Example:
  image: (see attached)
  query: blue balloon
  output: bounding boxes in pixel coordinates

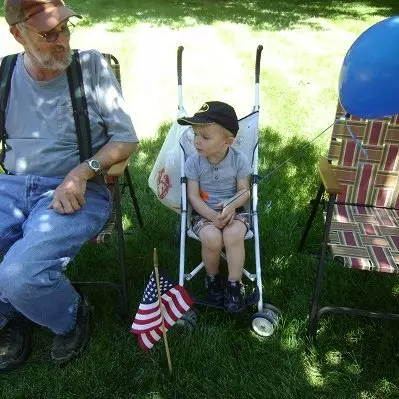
[339,16,399,119]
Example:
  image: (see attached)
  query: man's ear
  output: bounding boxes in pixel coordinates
[10,25,26,46]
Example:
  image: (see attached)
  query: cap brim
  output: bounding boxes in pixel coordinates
[27,6,82,31]
[177,116,215,126]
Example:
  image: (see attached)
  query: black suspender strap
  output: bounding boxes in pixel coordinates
[66,50,93,162]
[0,53,18,171]
[1,51,93,172]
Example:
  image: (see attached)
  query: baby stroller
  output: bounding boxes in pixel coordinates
[175,46,280,337]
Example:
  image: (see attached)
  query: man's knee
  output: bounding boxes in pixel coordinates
[0,259,64,302]
[0,261,30,302]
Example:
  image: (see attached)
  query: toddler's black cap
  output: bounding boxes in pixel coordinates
[177,101,239,136]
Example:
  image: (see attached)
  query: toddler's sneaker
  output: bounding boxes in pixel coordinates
[205,274,224,306]
[224,281,245,313]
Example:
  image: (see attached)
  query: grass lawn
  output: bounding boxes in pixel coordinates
[1,1,399,398]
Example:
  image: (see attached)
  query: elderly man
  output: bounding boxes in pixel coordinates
[0,0,139,371]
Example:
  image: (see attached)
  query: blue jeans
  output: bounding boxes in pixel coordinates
[0,175,112,334]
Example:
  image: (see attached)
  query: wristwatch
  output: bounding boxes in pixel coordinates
[85,159,104,175]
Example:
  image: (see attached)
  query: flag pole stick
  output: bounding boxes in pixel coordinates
[153,248,173,374]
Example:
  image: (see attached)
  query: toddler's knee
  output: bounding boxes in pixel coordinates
[201,233,223,250]
[223,229,244,247]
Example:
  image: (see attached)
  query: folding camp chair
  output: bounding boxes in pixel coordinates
[72,53,143,318]
[299,102,399,340]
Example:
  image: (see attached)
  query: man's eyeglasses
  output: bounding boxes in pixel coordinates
[23,22,75,43]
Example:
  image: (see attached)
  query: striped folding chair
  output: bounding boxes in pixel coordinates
[299,102,399,340]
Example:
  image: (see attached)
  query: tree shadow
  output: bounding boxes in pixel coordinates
[6,121,398,398]
[116,122,399,397]
[257,126,399,397]
[1,0,396,31]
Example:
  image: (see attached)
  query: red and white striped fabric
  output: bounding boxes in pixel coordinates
[131,271,193,350]
[325,104,399,272]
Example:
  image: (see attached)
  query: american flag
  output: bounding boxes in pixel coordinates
[131,271,193,351]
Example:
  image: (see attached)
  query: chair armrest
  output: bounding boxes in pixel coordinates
[318,158,342,195]
[106,158,130,176]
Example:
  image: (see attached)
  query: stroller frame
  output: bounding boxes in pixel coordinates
[175,46,279,335]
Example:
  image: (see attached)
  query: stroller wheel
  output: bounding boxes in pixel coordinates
[263,303,282,317]
[186,306,200,319]
[174,307,199,332]
[251,311,278,337]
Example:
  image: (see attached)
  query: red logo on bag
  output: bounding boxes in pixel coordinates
[157,168,172,199]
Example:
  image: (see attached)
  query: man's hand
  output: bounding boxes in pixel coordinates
[49,174,87,214]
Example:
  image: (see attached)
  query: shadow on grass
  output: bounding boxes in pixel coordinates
[77,0,399,31]
[120,123,398,397]
[1,0,396,31]
[2,123,398,398]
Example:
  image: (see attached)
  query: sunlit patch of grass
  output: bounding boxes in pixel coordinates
[346,360,362,376]
[134,151,152,169]
[141,394,165,399]
[345,326,366,345]
[280,321,303,352]
[303,355,325,388]
[325,350,343,365]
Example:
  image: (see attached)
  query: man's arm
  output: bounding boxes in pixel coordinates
[50,141,138,214]
[51,51,139,215]
[70,141,138,180]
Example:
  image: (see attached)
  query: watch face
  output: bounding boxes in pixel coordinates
[90,160,101,170]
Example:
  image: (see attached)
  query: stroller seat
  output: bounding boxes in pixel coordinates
[180,113,260,243]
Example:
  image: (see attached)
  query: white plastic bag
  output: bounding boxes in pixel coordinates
[148,114,190,213]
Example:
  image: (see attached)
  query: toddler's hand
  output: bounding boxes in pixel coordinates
[214,200,226,210]
[212,205,235,229]
[212,212,225,229]
[221,205,235,226]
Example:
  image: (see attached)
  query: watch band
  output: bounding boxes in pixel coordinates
[85,159,104,175]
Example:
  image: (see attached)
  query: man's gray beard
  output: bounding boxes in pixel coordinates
[27,47,73,71]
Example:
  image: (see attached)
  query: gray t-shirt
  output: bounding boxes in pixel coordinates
[1,50,138,177]
[185,146,252,209]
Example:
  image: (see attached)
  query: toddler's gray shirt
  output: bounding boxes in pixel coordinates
[185,147,252,209]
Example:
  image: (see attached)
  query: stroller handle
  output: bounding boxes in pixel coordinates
[177,46,184,86]
[255,45,263,84]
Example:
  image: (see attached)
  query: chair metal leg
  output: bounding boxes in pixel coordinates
[307,194,336,341]
[318,306,399,322]
[124,168,143,228]
[114,176,129,317]
[73,281,125,312]
[299,183,325,252]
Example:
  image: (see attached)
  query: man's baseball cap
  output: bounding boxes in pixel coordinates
[178,101,239,136]
[5,0,81,31]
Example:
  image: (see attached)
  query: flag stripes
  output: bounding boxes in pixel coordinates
[131,272,193,351]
